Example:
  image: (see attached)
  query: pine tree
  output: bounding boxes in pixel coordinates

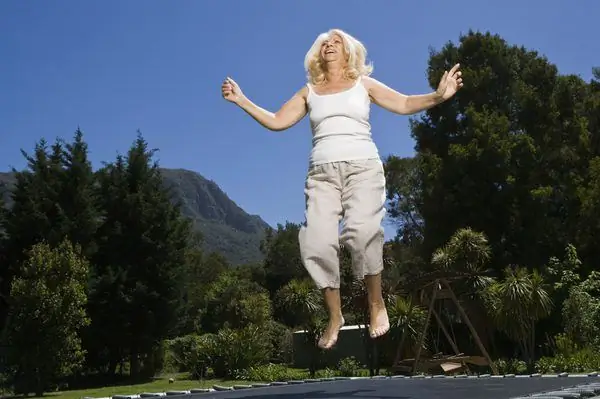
[59,129,101,258]
[4,139,63,265]
[4,130,98,262]
[1,129,99,330]
[1,139,61,330]
[89,132,192,377]
[0,195,7,319]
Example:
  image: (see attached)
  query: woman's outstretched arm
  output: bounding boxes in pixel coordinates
[222,77,308,131]
[363,63,463,115]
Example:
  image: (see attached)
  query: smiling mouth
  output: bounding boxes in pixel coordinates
[325,50,335,54]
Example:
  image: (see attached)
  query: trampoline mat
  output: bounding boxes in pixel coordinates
[183,376,600,399]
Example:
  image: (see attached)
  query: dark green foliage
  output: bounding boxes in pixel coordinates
[207,325,272,379]
[384,31,600,361]
[0,129,99,331]
[385,31,598,275]
[260,222,306,297]
[0,128,281,390]
[0,195,6,317]
[200,270,272,333]
[86,133,193,377]
[2,240,89,397]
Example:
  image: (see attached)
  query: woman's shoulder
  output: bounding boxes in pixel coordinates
[297,85,309,99]
[360,75,378,89]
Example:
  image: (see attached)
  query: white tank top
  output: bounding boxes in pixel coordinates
[306,77,380,166]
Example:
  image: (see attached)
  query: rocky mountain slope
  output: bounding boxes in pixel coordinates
[0,169,269,265]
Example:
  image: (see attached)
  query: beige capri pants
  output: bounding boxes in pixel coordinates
[298,158,386,289]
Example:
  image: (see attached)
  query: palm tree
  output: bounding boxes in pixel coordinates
[387,295,428,365]
[431,227,495,292]
[484,266,553,370]
[394,228,498,374]
[275,278,325,376]
[433,228,497,345]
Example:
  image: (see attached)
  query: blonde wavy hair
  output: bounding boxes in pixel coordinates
[304,28,373,85]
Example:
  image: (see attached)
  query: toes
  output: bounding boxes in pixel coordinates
[318,337,336,350]
[369,324,390,339]
[318,318,345,349]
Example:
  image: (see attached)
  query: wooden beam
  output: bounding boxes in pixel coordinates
[412,283,438,374]
[440,278,498,375]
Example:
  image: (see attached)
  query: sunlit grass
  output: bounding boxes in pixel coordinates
[16,375,261,399]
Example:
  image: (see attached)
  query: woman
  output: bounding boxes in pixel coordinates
[221,28,463,349]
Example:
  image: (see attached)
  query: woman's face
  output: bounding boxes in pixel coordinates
[320,33,346,66]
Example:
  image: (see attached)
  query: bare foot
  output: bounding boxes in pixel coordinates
[317,316,345,349]
[369,302,390,339]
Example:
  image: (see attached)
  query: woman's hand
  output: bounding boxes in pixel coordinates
[222,77,246,105]
[436,63,464,101]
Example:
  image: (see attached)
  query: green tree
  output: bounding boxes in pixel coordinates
[395,31,591,276]
[431,228,495,294]
[88,133,192,377]
[560,267,600,350]
[58,129,101,258]
[3,139,63,265]
[200,270,272,333]
[383,155,423,244]
[485,267,552,369]
[260,222,307,297]
[174,246,232,335]
[0,195,7,316]
[429,228,497,359]
[2,240,89,397]
[387,295,428,363]
[576,157,600,273]
[1,130,99,331]
[538,244,583,346]
[275,278,324,377]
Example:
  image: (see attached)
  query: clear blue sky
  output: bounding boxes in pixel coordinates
[1,0,598,239]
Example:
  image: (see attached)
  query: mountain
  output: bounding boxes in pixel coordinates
[0,168,270,265]
[160,168,270,264]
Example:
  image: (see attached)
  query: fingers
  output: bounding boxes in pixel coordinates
[455,68,463,88]
[221,82,232,92]
[226,76,238,88]
[446,63,464,89]
[221,76,235,98]
[448,63,460,76]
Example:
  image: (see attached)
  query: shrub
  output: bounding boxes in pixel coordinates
[554,333,579,357]
[207,325,272,378]
[315,368,338,378]
[535,347,600,373]
[265,321,294,364]
[165,334,213,378]
[338,356,362,377]
[235,364,307,382]
[493,358,527,375]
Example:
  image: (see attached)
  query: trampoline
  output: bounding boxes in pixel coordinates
[151,374,600,399]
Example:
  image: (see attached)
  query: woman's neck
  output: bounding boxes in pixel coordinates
[324,64,345,83]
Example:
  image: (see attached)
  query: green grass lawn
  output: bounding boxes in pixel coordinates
[37,377,261,399]
[4,367,382,399]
